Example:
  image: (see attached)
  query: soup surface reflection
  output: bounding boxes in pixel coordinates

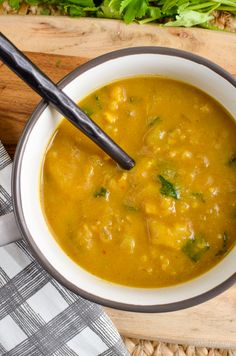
[41,77,236,287]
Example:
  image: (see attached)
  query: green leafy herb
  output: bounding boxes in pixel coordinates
[216,232,229,256]
[97,0,121,19]
[147,116,162,127]
[138,6,161,23]
[94,187,109,198]
[182,235,210,262]
[192,192,205,203]
[66,0,95,7]
[66,6,85,16]
[9,0,20,8]
[165,10,213,27]
[24,0,38,3]
[120,0,148,23]
[7,0,236,32]
[7,0,236,31]
[158,175,179,199]
[63,0,97,16]
[228,154,236,166]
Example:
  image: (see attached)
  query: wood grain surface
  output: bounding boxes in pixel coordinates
[0,16,236,75]
[106,284,236,349]
[0,18,235,349]
[0,52,87,156]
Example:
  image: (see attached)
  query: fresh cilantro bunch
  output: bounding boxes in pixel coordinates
[102,0,236,25]
[3,0,236,28]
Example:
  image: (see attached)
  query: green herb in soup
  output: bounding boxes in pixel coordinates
[94,187,109,198]
[182,235,210,262]
[158,175,179,200]
[41,76,236,288]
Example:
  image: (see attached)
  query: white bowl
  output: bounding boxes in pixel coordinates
[12,47,236,312]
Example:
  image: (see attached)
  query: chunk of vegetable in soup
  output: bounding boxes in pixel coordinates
[41,77,236,287]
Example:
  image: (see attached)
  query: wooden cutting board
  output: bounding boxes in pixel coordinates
[1,16,236,75]
[0,17,236,349]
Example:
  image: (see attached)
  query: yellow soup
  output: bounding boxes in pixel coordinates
[41,77,236,287]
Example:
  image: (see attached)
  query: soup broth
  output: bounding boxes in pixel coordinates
[41,77,236,287]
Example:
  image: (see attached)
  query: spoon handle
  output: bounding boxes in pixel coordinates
[0,32,135,170]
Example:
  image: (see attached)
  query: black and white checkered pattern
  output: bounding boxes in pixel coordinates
[0,145,11,171]
[0,141,129,356]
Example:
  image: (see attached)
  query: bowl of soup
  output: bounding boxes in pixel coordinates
[13,47,236,312]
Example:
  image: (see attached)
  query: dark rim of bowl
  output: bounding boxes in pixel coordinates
[12,46,236,313]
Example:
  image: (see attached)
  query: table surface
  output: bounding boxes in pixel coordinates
[0,17,235,349]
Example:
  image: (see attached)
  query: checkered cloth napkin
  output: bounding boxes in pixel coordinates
[0,141,129,356]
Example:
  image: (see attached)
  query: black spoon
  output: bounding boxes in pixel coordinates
[0,33,135,170]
